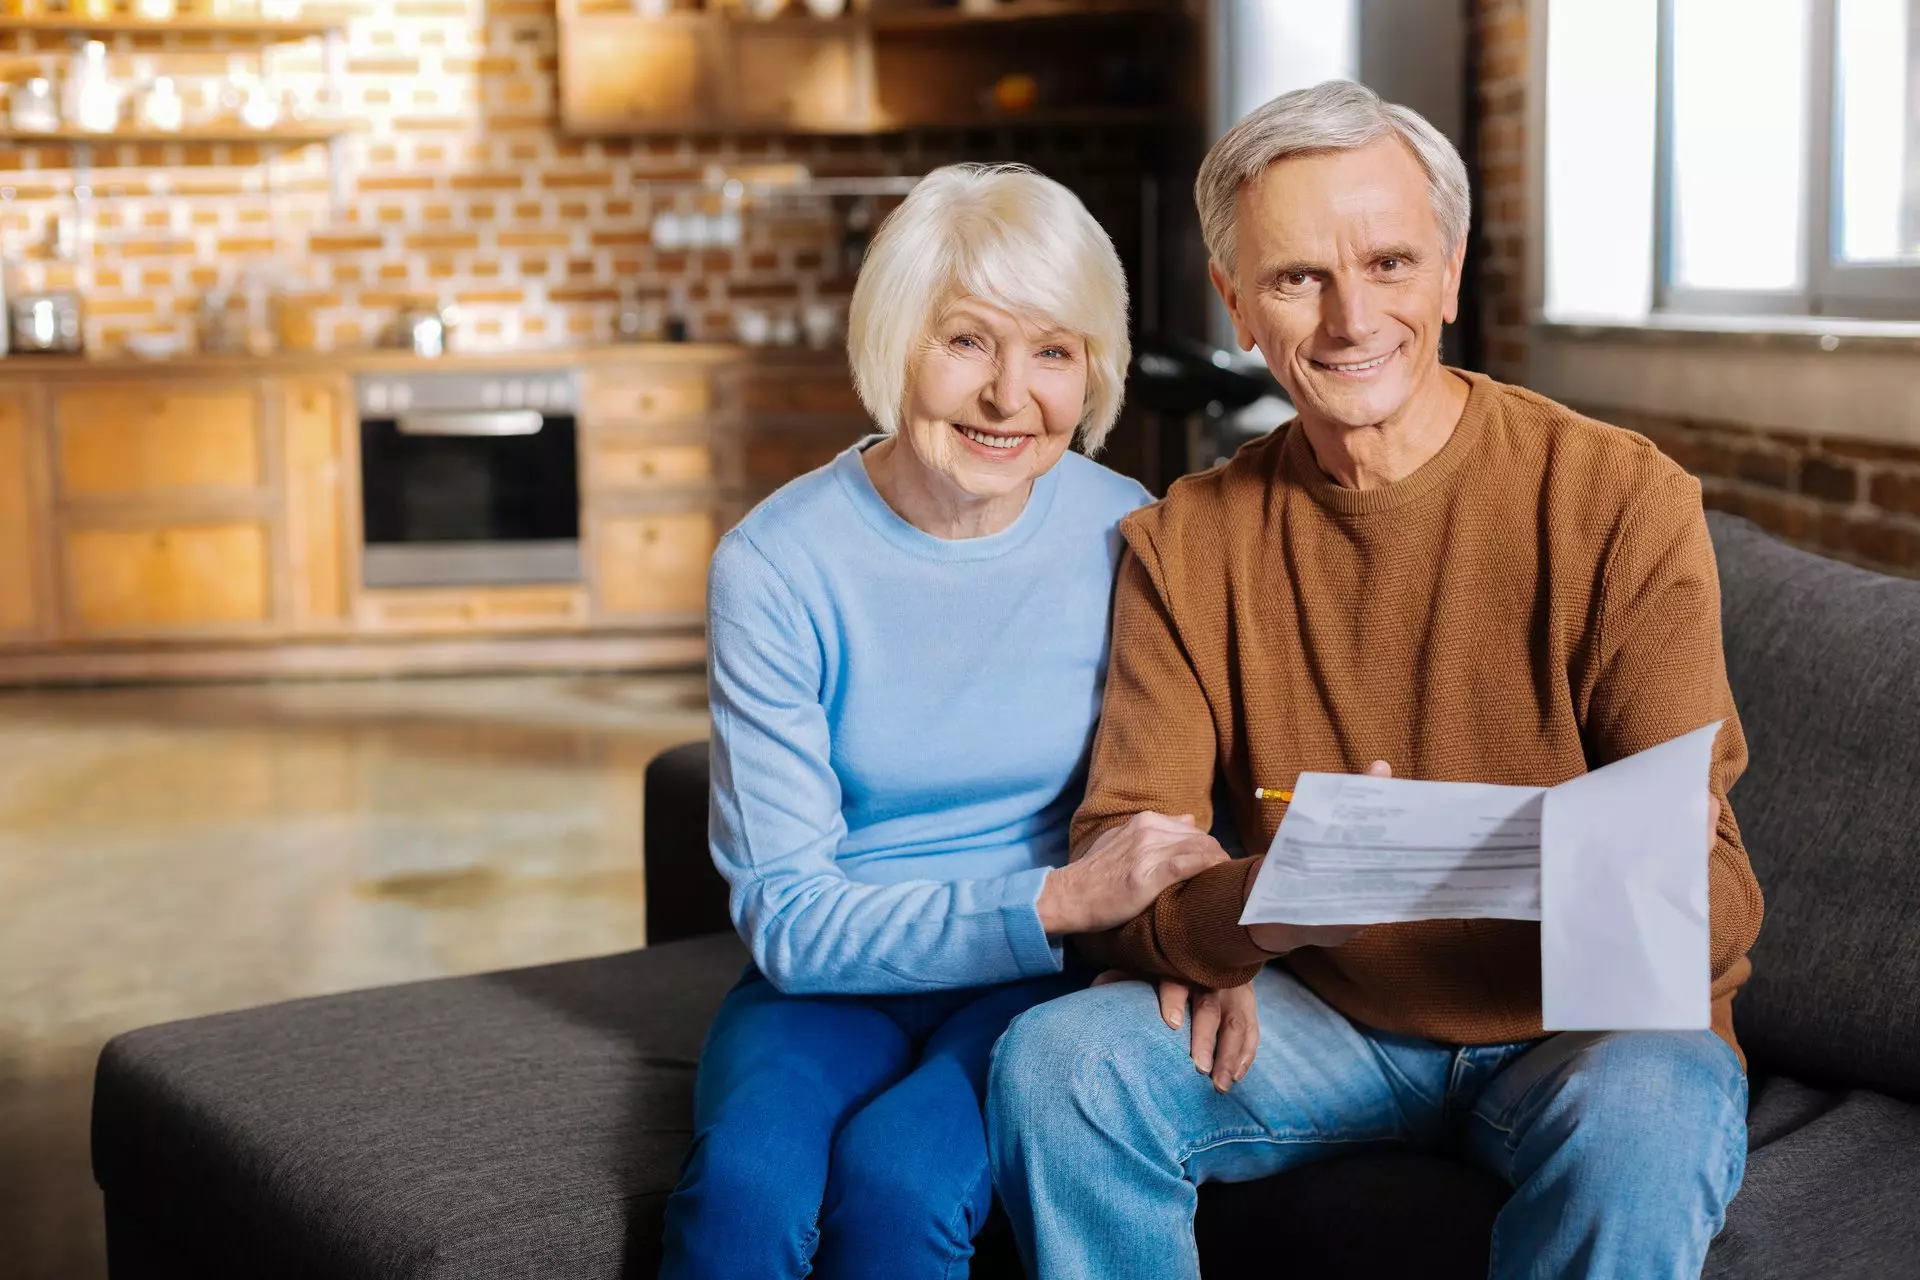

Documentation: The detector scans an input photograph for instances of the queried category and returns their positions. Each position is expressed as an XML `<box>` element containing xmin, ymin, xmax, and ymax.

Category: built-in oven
<box><xmin>357</xmin><ymin>371</ymin><xmax>582</xmax><ymax>589</ymax></box>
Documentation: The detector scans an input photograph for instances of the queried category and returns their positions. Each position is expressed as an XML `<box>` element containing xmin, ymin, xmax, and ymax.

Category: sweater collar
<box><xmin>831</xmin><ymin>435</ymin><xmax>1065</xmax><ymax>562</ymax></box>
<box><xmin>1281</xmin><ymin>367</ymin><xmax>1492</xmax><ymax>517</ymax></box>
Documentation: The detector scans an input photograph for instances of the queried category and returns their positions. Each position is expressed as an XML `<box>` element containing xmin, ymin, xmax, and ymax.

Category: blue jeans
<box><xmin>660</xmin><ymin>966</ymin><xmax>1083</xmax><ymax>1280</ymax></box>
<box><xmin>987</xmin><ymin>966</ymin><xmax>1749</xmax><ymax>1280</ymax></box>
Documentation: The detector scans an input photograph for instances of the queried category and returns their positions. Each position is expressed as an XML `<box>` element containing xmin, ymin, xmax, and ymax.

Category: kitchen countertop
<box><xmin>0</xmin><ymin>343</ymin><xmax>850</xmax><ymax>380</ymax></box>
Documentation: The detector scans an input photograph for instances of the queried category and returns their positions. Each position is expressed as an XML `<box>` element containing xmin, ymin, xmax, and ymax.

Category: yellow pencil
<box><xmin>1254</xmin><ymin>788</ymin><xmax>1292</xmax><ymax>802</ymax></box>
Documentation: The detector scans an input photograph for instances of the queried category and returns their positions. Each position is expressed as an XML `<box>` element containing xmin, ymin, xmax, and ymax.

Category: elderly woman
<box><xmin>657</xmin><ymin>164</ymin><xmax>1226</xmax><ymax>1278</ymax></box>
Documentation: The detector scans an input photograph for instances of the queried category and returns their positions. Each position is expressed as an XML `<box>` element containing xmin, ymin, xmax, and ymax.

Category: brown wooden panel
<box><xmin>56</xmin><ymin>383</ymin><xmax>261</xmax><ymax>498</ymax></box>
<box><xmin>284</xmin><ymin>380</ymin><xmax>348</xmax><ymax>625</ymax></box>
<box><xmin>560</xmin><ymin>13</ymin><xmax>717</xmax><ymax>131</ymax></box>
<box><xmin>736</xmin><ymin>370</ymin><xmax>862</xmax><ymax>414</ymax></box>
<box><xmin>593</xmin><ymin>510</ymin><xmax>716</xmax><ymax>618</ymax></box>
<box><xmin>743</xmin><ymin>418</ymin><xmax>870</xmax><ymax>496</ymax></box>
<box><xmin>582</xmin><ymin>371</ymin><xmax>712</xmax><ymax>426</ymax></box>
<box><xmin>587</xmin><ymin>440</ymin><xmax>714</xmax><ymax>491</ymax></box>
<box><xmin>65</xmin><ymin>521</ymin><xmax>270</xmax><ymax>632</ymax></box>
<box><xmin>359</xmin><ymin>585</ymin><xmax>588</xmax><ymax>634</ymax></box>
<box><xmin>0</xmin><ymin>396</ymin><xmax>40</xmax><ymax>635</ymax></box>
<box><xmin>730</xmin><ymin>25</ymin><xmax>864</xmax><ymax>130</ymax></box>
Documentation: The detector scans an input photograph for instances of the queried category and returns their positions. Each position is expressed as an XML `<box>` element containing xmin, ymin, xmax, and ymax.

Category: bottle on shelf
<box><xmin>65</xmin><ymin>40</ymin><xmax>119</xmax><ymax>134</ymax></box>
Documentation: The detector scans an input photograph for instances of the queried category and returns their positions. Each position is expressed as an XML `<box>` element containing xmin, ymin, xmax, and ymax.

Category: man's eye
<box><xmin>1287</xmin><ymin>272</ymin><xmax>1311</xmax><ymax>286</ymax></box>
<box><xmin>1380</xmin><ymin>258</ymin><xmax>1402</xmax><ymax>272</ymax></box>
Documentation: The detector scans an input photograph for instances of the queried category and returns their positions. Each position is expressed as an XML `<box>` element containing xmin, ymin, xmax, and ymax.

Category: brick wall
<box><xmin>0</xmin><ymin>1</ymin><xmax>1151</xmax><ymax>355</ymax></box>
<box><xmin>1468</xmin><ymin>0</ymin><xmax>1920</xmax><ymax>576</ymax></box>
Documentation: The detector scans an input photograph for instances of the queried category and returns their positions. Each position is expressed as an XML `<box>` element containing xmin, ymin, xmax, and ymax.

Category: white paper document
<box><xmin>1237</xmin><ymin>722</ymin><xmax>1722</xmax><ymax>1031</ymax></box>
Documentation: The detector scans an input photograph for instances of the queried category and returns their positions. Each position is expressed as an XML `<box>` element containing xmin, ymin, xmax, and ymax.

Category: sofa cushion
<box><xmin>1705</xmin><ymin>1074</ymin><xmax>1920</xmax><ymax>1279</ymax></box>
<box><xmin>93</xmin><ymin>934</ymin><xmax>749</xmax><ymax>1279</ymax></box>
<box><xmin>1707</xmin><ymin>514</ymin><xmax>1920</xmax><ymax>1099</ymax></box>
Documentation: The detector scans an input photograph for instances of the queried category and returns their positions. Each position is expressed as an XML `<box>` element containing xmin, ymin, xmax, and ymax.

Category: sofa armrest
<box><xmin>643</xmin><ymin>742</ymin><xmax>733</xmax><ymax>946</ymax></box>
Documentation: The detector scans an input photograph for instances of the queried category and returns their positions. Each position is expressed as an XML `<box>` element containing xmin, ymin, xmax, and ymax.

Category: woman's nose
<box><xmin>984</xmin><ymin>356</ymin><xmax>1032</xmax><ymax>417</ymax></box>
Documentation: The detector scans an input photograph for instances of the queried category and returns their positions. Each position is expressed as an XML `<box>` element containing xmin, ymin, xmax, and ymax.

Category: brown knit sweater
<box><xmin>1074</xmin><ymin>371</ymin><xmax>1764</xmax><ymax>1061</ymax></box>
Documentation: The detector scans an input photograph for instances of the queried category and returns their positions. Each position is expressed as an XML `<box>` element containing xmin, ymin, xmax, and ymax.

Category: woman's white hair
<box><xmin>847</xmin><ymin>163</ymin><xmax>1130</xmax><ymax>454</ymax></box>
<box><xmin>1197</xmin><ymin>79</ymin><xmax>1471</xmax><ymax>275</ymax></box>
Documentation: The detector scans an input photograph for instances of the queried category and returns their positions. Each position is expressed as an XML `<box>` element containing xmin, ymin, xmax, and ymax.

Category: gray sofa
<box><xmin>91</xmin><ymin>513</ymin><xmax>1920</xmax><ymax>1278</ymax></box>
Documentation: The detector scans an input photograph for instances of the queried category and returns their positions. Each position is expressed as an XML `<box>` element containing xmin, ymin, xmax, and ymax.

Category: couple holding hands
<box><xmin>659</xmin><ymin>79</ymin><xmax>1763</xmax><ymax>1280</ymax></box>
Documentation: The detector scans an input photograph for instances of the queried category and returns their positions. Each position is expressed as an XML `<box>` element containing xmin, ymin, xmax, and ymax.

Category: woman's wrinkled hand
<box><xmin>1037</xmin><ymin>811</ymin><xmax>1230</xmax><ymax>936</ymax></box>
<box><xmin>1093</xmin><ymin>969</ymin><xmax>1260</xmax><ymax>1091</ymax></box>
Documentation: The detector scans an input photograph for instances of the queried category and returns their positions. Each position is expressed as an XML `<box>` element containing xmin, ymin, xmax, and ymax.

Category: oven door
<box><xmin>359</xmin><ymin>409</ymin><xmax>581</xmax><ymax>588</ymax></box>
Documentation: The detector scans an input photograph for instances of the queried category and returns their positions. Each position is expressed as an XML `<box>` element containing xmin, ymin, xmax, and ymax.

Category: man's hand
<box><xmin>1093</xmin><ymin>970</ymin><xmax>1259</xmax><ymax>1092</ymax></box>
<box><xmin>1038</xmin><ymin>811</ymin><xmax>1230</xmax><ymax>936</ymax></box>
<box><xmin>1244</xmin><ymin>759</ymin><xmax>1390</xmax><ymax>955</ymax></box>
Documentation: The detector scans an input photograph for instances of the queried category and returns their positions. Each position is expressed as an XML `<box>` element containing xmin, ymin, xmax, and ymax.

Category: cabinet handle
<box><xmin>642</xmin><ymin>526</ymin><xmax>660</xmax><ymax>545</ymax></box>
<box><xmin>638</xmin><ymin>393</ymin><xmax>657</xmax><ymax>413</ymax></box>
<box><xmin>640</xmin><ymin>458</ymin><xmax>657</xmax><ymax>476</ymax></box>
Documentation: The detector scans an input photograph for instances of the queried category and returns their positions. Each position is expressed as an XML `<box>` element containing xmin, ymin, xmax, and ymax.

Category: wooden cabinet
<box><xmin>63</xmin><ymin>521</ymin><xmax>272</xmax><ymax>634</ymax></box>
<box><xmin>559</xmin><ymin>13</ymin><xmax>718</xmax><ymax>133</ymax></box>
<box><xmin>0</xmin><ymin>394</ymin><xmax>45</xmax><ymax>638</ymax></box>
<box><xmin>54</xmin><ymin>383</ymin><xmax>261</xmax><ymax>498</ymax></box>
<box><xmin>282</xmin><ymin>379</ymin><xmax>350</xmax><ymax>626</ymax></box>
<box><xmin>359</xmin><ymin>585</ymin><xmax>588</xmax><ymax>634</ymax></box>
<box><xmin>592</xmin><ymin>510</ymin><xmax>716</xmax><ymax>620</ymax></box>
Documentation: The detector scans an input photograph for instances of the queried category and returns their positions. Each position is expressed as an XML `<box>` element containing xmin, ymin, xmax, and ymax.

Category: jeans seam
<box><xmin>935</xmin><ymin>1157</ymin><xmax>985</xmax><ymax>1280</ymax></box>
<box><xmin>1181</xmin><ymin>1130</ymin><xmax>1403</xmax><ymax>1165</ymax></box>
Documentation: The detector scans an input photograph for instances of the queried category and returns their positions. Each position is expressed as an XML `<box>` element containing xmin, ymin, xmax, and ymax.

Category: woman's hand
<box><xmin>1037</xmin><ymin>811</ymin><xmax>1230</xmax><ymax>936</ymax></box>
<box><xmin>1094</xmin><ymin>970</ymin><xmax>1260</xmax><ymax>1091</ymax></box>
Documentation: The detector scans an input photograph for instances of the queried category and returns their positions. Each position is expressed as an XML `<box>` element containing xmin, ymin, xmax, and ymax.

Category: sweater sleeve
<box><xmin>1069</xmin><ymin>542</ymin><xmax>1273</xmax><ymax>987</ymax></box>
<box><xmin>1582</xmin><ymin>472</ymin><xmax>1765</xmax><ymax>1001</ymax></box>
<box><xmin>706</xmin><ymin>535</ymin><xmax>1062</xmax><ymax>997</ymax></box>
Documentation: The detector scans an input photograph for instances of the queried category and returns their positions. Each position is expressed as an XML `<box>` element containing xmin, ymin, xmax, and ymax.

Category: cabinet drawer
<box><xmin>587</xmin><ymin>440</ymin><xmax>714</xmax><ymax>491</ymax></box>
<box><xmin>64</xmin><ymin>522</ymin><xmax>270</xmax><ymax>633</ymax></box>
<box><xmin>56</xmin><ymin>384</ymin><xmax>261</xmax><ymax>498</ymax></box>
<box><xmin>360</xmin><ymin>585</ymin><xmax>588</xmax><ymax>634</ymax></box>
<box><xmin>593</xmin><ymin>511</ymin><xmax>716</xmax><ymax>618</ymax></box>
<box><xmin>582</xmin><ymin>373</ymin><xmax>711</xmax><ymax>427</ymax></box>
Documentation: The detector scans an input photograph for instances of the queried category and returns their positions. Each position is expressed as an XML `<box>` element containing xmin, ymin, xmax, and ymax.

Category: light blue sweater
<box><xmin>706</xmin><ymin>441</ymin><xmax>1151</xmax><ymax>995</ymax></box>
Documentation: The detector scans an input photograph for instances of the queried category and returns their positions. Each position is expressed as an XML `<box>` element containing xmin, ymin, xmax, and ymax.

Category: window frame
<box><xmin>1654</xmin><ymin>0</ymin><xmax>1920</xmax><ymax>320</ymax></box>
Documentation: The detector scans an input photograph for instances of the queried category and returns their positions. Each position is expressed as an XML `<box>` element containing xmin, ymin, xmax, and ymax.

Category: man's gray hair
<box><xmin>1196</xmin><ymin>79</ymin><xmax>1471</xmax><ymax>275</ymax></box>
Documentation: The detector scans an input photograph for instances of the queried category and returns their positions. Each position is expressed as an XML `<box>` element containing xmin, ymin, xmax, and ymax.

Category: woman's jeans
<box><xmin>988</xmin><ymin>966</ymin><xmax>1750</xmax><ymax>1280</ymax></box>
<box><xmin>659</xmin><ymin>966</ymin><xmax>1082</xmax><ymax>1280</ymax></box>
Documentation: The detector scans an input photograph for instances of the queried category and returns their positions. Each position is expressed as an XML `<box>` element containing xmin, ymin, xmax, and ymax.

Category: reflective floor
<box><xmin>0</xmin><ymin>672</ymin><xmax>710</xmax><ymax>1280</ymax></box>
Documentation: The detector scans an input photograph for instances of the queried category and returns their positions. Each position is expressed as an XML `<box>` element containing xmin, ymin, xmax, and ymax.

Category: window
<box><xmin>1659</xmin><ymin>0</ymin><xmax>1920</xmax><ymax>317</ymax></box>
<box><xmin>1544</xmin><ymin>0</ymin><xmax>1920</xmax><ymax>322</ymax></box>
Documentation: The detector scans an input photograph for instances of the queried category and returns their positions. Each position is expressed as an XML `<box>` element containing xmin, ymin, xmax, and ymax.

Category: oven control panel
<box><xmin>356</xmin><ymin>371</ymin><xmax>579</xmax><ymax>418</ymax></box>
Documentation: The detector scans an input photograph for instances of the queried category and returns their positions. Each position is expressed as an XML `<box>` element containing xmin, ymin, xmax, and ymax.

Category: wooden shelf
<box><xmin>0</xmin><ymin>122</ymin><xmax>347</xmax><ymax>144</ymax></box>
<box><xmin>0</xmin><ymin>14</ymin><xmax>342</xmax><ymax>37</ymax></box>
<box><xmin>871</xmin><ymin>0</ymin><xmax>1178</xmax><ymax>30</ymax></box>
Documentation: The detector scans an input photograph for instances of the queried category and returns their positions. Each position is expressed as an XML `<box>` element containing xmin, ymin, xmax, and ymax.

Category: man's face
<box><xmin>1210</xmin><ymin>138</ymin><xmax>1465</xmax><ymax>431</ymax></box>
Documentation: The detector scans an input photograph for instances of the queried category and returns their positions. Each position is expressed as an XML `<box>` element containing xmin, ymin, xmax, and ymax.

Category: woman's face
<box><xmin>897</xmin><ymin>296</ymin><xmax>1089</xmax><ymax>503</ymax></box>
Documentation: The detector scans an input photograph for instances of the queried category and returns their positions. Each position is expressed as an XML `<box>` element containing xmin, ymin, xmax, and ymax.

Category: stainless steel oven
<box><xmin>357</xmin><ymin>371</ymin><xmax>581</xmax><ymax>589</ymax></box>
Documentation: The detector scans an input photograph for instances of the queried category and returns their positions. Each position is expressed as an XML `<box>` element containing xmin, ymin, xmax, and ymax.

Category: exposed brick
<box><xmin>1821</xmin><ymin>437</ymin><xmax>1920</xmax><ymax>464</ymax></box>
<box><xmin>1732</xmin><ymin>446</ymin><xmax>1795</xmax><ymax>491</ymax></box>
<box><xmin>454</xmin><ymin>288</ymin><xmax>525</xmax><ymax>305</ymax></box>
<box><xmin>1799</xmin><ymin>457</ymin><xmax>1861</xmax><ymax>503</ymax></box>
<box><xmin>311</xmin><ymin>233</ymin><xmax>387</xmax><ymax>253</ymax></box>
<box><xmin>1870</xmin><ymin>471</ymin><xmax>1920</xmax><ymax>520</ymax></box>
<box><xmin>450</xmin><ymin>172</ymin><xmax>525</xmax><ymax>191</ymax></box>
<box><xmin>405</xmin><ymin>231</ymin><xmax>480</xmax><ymax>251</ymax></box>
<box><xmin>550</xmin><ymin>286</ymin><xmax>620</xmax><ymax>303</ymax></box>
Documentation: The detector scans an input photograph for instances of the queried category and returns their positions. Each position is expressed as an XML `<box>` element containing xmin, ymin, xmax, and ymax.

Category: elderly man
<box><xmin>985</xmin><ymin>80</ymin><xmax>1763</xmax><ymax>1280</ymax></box>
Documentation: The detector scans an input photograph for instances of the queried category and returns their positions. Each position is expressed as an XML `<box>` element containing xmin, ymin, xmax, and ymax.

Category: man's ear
<box><xmin>1208</xmin><ymin>260</ymin><xmax>1257</xmax><ymax>352</ymax></box>
<box><xmin>1440</xmin><ymin>235</ymin><xmax>1468</xmax><ymax>326</ymax></box>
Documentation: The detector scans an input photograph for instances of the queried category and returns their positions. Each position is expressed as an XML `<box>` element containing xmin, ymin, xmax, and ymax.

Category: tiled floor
<box><xmin>0</xmin><ymin>672</ymin><xmax>710</xmax><ymax>1280</ymax></box>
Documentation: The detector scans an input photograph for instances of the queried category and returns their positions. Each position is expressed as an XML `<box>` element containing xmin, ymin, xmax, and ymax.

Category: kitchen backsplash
<box><xmin>0</xmin><ymin>0</ymin><xmax>1152</xmax><ymax>354</ymax></box>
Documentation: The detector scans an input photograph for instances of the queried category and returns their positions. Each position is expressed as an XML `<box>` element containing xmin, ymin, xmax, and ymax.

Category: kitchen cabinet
<box><xmin>282</xmin><ymin>379</ymin><xmax>351</xmax><ymax>627</ymax></box>
<box><xmin>559</xmin><ymin>13</ymin><xmax>720</xmax><ymax>133</ymax></box>
<box><xmin>0</xmin><ymin>348</ymin><xmax>843</xmax><ymax>684</ymax></box>
<box><xmin>0</xmin><ymin>394</ymin><xmax>46</xmax><ymax>638</ymax></box>
<box><xmin>63</xmin><ymin>521</ymin><xmax>273</xmax><ymax>635</ymax></box>
<box><xmin>592</xmin><ymin>510</ymin><xmax>716</xmax><ymax>621</ymax></box>
<box><xmin>359</xmin><ymin>585</ymin><xmax>589</xmax><ymax>634</ymax></box>
<box><xmin>54</xmin><ymin>384</ymin><xmax>263</xmax><ymax>499</ymax></box>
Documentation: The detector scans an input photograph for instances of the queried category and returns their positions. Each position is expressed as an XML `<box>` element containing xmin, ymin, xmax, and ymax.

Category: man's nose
<box><xmin>1321</xmin><ymin>279</ymin><xmax>1382</xmax><ymax>347</ymax></box>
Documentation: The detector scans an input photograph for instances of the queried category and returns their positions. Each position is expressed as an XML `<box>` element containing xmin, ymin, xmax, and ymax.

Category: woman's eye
<box><xmin>951</xmin><ymin>334</ymin><xmax>981</xmax><ymax>349</ymax></box>
<box><xmin>1040</xmin><ymin>346</ymin><xmax>1070</xmax><ymax>360</ymax></box>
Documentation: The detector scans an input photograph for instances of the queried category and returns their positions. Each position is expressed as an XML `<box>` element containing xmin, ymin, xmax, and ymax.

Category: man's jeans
<box><xmin>987</xmin><ymin>966</ymin><xmax>1749</xmax><ymax>1280</ymax></box>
